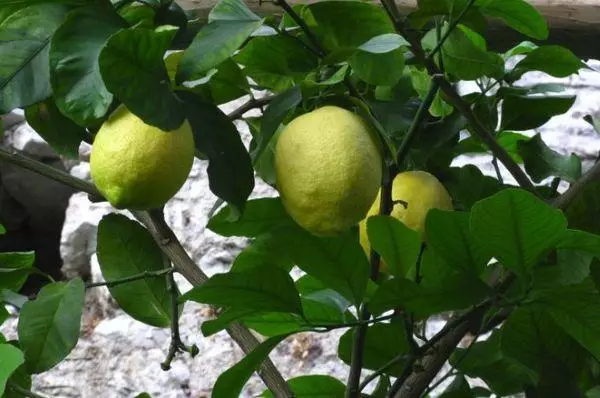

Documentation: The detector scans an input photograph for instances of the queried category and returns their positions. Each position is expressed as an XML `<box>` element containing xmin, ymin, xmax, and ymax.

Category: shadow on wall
<box><xmin>0</xmin><ymin>113</ymin><xmax>76</xmax><ymax>296</ymax></box>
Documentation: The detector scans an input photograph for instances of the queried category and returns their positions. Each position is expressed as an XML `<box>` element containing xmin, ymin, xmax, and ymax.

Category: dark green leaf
<box><xmin>501</xmin><ymin>95</ymin><xmax>575</xmax><ymax>131</ymax></box>
<box><xmin>277</xmin><ymin>227</ymin><xmax>370</xmax><ymax>305</ymax></box>
<box><xmin>201</xmin><ymin>307</ymin><xmax>257</xmax><ymax>337</ymax></box>
<box><xmin>517</xmin><ymin>134</ymin><xmax>581</xmax><ymax>183</ymax></box>
<box><xmin>477</xmin><ymin>0</ymin><xmax>548</xmax><ymax>40</ymax></box>
<box><xmin>470</xmin><ymin>188</ymin><xmax>567</xmax><ymax>278</ymax></box>
<box><xmin>0</xmin><ymin>344</ymin><xmax>24</xmax><ymax>395</ymax></box>
<box><xmin>409</xmin><ymin>67</ymin><xmax>453</xmax><ymax>118</ymax></box>
<box><xmin>511</xmin><ymin>45</ymin><xmax>586</xmax><ymax>80</ymax></box>
<box><xmin>0</xmin><ymin>251</ymin><xmax>35</xmax><ymax>291</ymax></box>
<box><xmin>371</xmin><ymin>375</ymin><xmax>391</xmax><ymax>398</ymax></box>
<box><xmin>235</xmin><ymin>34</ymin><xmax>318</xmax><ymax>93</ymax></box>
<box><xmin>18</xmin><ymin>278</ymin><xmax>84</xmax><ymax>373</ymax></box>
<box><xmin>179</xmin><ymin>265</ymin><xmax>303</xmax><ymax>316</ymax></box>
<box><xmin>0</xmin><ymin>290</ymin><xmax>28</xmax><ymax>309</ymax></box>
<box><xmin>207</xmin><ymin>198</ymin><xmax>294</xmax><ymax>237</ymax></box>
<box><xmin>50</xmin><ymin>7</ymin><xmax>126</xmax><ymax>126</ymax></box>
<box><xmin>452</xmin><ymin>331</ymin><xmax>537</xmax><ymax>396</ymax></box>
<box><xmin>254</xmin><ymin>86</ymin><xmax>301</xmax><ymax>163</ymax></box>
<box><xmin>178</xmin><ymin>91</ymin><xmax>254</xmax><ymax>217</ymax></box>
<box><xmin>232</xmin><ymin>233</ymin><xmax>294</xmax><ymax>272</ymax></box>
<box><xmin>338</xmin><ymin>322</ymin><xmax>409</xmax><ymax>376</ymax></box>
<box><xmin>444</xmin><ymin>165</ymin><xmax>503</xmax><ymax>211</ymax></box>
<box><xmin>0</xmin><ymin>4</ymin><xmax>69</xmax><ymax>113</ymax></box>
<box><xmin>0</xmin><ymin>306</ymin><xmax>8</xmax><ymax>325</ymax></box>
<box><xmin>119</xmin><ymin>3</ymin><xmax>155</xmax><ymax>27</ymax></box>
<box><xmin>437</xmin><ymin>24</ymin><xmax>504</xmax><ymax>80</ymax></box>
<box><xmin>557</xmin><ymin>229</ymin><xmax>600</xmax><ymax>258</ymax></box>
<box><xmin>439</xmin><ymin>375</ymin><xmax>472</xmax><ymax>398</ymax></box>
<box><xmin>2</xmin><ymin>363</ymin><xmax>31</xmax><ymax>398</ymax></box>
<box><xmin>369</xmin><ymin>274</ymin><xmax>489</xmax><ymax>318</ymax></box>
<box><xmin>212</xmin><ymin>334</ymin><xmax>288</xmax><ymax>398</ymax></box>
<box><xmin>564</xmin><ymin>181</ymin><xmax>600</xmax><ymax>235</ymax></box>
<box><xmin>176</xmin><ymin>0</ymin><xmax>263</xmax><ymax>83</ymax></box>
<box><xmin>308</xmin><ymin>1</ymin><xmax>405</xmax><ymax>85</ymax></box>
<box><xmin>532</xmin><ymin>280</ymin><xmax>600</xmax><ymax>361</ymax></box>
<box><xmin>456</xmin><ymin>131</ymin><xmax>529</xmax><ymax>163</ymax></box>
<box><xmin>366</xmin><ymin>215</ymin><xmax>421</xmax><ymax>277</ymax></box>
<box><xmin>97</xmin><ymin>214</ymin><xmax>173</xmax><ymax>327</ymax></box>
<box><xmin>501</xmin><ymin>306</ymin><xmax>587</xmax><ymax>378</ymax></box>
<box><xmin>134</xmin><ymin>394</ymin><xmax>152</xmax><ymax>398</ymax></box>
<box><xmin>0</xmin><ymin>224</ymin><xmax>5</xmax><ymax>235</ymax></box>
<box><xmin>184</xmin><ymin>58</ymin><xmax>250</xmax><ymax>105</ymax></box>
<box><xmin>262</xmin><ymin>375</ymin><xmax>345</xmax><ymax>398</ymax></box>
<box><xmin>426</xmin><ymin>210</ymin><xmax>489</xmax><ymax>275</ymax></box>
<box><xmin>25</xmin><ymin>99</ymin><xmax>87</xmax><ymax>159</ymax></box>
<box><xmin>533</xmin><ymin>248</ymin><xmax>593</xmax><ymax>287</ymax></box>
<box><xmin>99</xmin><ymin>25</ymin><xmax>185</xmax><ymax>131</ymax></box>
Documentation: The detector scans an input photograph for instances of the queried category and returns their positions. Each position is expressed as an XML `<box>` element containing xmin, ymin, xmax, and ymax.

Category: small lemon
<box><xmin>90</xmin><ymin>106</ymin><xmax>195</xmax><ymax>209</ymax></box>
<box><xmin>359</xmin><ymin>171</ymin><xmax>453</xmax><ymax>265</ymax></box>
<box><xmin>275</xmin><ymin>106</ymin><xmax>382</xmax><ymax>236</ymax></box>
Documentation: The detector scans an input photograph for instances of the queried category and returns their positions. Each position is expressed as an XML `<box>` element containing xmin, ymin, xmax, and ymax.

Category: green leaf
<box><xmin>49</xmin><ymin>6</ymin><xmax>126</xmax><ymax>126</ymax></box>
<box><xmin>439</xmin><ymin>375</ymin><xmax>472</xmax><ymax>398</ymax></box>
<box><xmin>338</xmin><ymin>322</ymin><xmax>409</xmax><ymax>376</ymax></box>
<box><xmin>200</xmin><ymin>307</ymin><xmax>257</xmax><ymax>337</ymax></box>
<box><xmin>0</xmin><ymin>290</ymin><xmax>28</xmax><ymax>309</ymax></box>
<box><xmin>444</xmin><ymin>165</ymin><xmax>503</xmax><ymax>211</ymax></box>
<box><xmin>0</xmin><ymin>306</ymin><xmax>8</xmax><ymax>325</ymax></box>
<box><xmin>99</xmin><ymin>25</ymin><xmax>185</xmax><ymax>131</ymax></box>
<box><xmin>178</xmin><ymin>91</ymin><xmax>254</xmax><ymax>217</ymax></box>
<box><xmin>456</xmin><ymin>131</ymin><xmax>529</xmax><ymax>163</ymax></box>
<box><xmin>470</xmin><ymin>188</ymin><xmax>567</xmax><ymax>278</ymax></box>
<box><xmin>437</xmin><ymin>24</ymin><xmax>504</xmax><ymax>80</ymax></box>
<box><xmin>500</xmin><ymin>306</ymin><xmax>587</xmax><ymax>378</ymax></box>
<box><xmin>477</xmin><ymin>0</ymin><xmax>548</xmax><ymax>40</ymax></box>
<box><xmin>510</xmin><ymin>45</ymin><xmax>587</xmax><ymax>80</ymax></box>
<box><xmin>0</xmin><ymin>224</ymin><xmax>5</xmax><ymax>235</ymax></box>
<box><xmin>134</xmin><ymin>394</ymin><xmax>152</xmax><ymax>398</ymax></box>
<box><xmin>212</xmin><ymin>334</ymin><xmax>288</xmax><ymax>398</ymax></box>
<box><xmin>369</xmin><ymin>274</ymin><xmax>489</xmax><ymax>318</ymax></box>
<box><xmin>232</xmin><ymin>233</ymin><xmax>294</xmax><ymax>272</ymax></box>
<box><xmin>452</xmin><ymin>331</ymin><xmax>536</xmax><ymax>396</ymax></box>
<box><xmin>500</xmin><ymin>95</ymin><xmax>576</xmax><ymax>131</ymax></box>
<box><xmin>371</xmin><ymin>375</ymin><xmax>391</xmax><ymax>398</ymax></box>
<box><xmin>254</xmin><ymin>86</ymin><xmax>302</xmax><ymax>163</ymax></box>
<box><xmin>2</xmin><ymin>363</ymin><xmax>31</xmax><ymax>398</ymax></box>
<box><xmin>0</xmin><ymin>3</ymin><xmax>69</xmax><ymax>113</ymax></box>
<box><xmin>262</xmin><ymin>375</ymin><xmax>345</xmax><ymax>397</ymax></box>
<box><xmin>24</xmin><ymin>99</ymin><xmax>87</xmax><ymax>159</ymax></box>
<box><xmin>564</xmin><ymin>181</ymin><xmax>600</xmax><ymax>235</ymax></box>
<box><xmin>180</xmin><ymin>58</ymin><xmax>250</xmax><ymax>105</ymax></box>
<box><xmin>533</xmin><ymin>280</ymin><xmax>600</xmax><ymax>361</ymax></box>
<box><xmin>517</xmin><ymin>134</ymin><xmax>581</xmax><ymax>183</ymax></box>
<box><xmin>179</xmin><ymin>265</ymin><xmax>303</xmax><ymax>316</ymax></box>
<box><xmin>277</xmin><ymin>227</ymin><xmax>370</xmax><ymax>305</ymax></box>
<box><xmin>235</xmin><ymin>34</ymin><xmax>318</xmax><ymax>93</ymax></box>
<box><xmin>358</xmin><ymin>33</ymin><xmax>409</xmax><ymax>54</ymax></box>
<box><xmin>0</xmin><ymin>344</ymin><xmax>24</xmax><ymax>395</ymax></box>
<box><xmin>557</xmin><ymin>229</ymin><xmax>600</xmax><ymax>258</ymax></box>
<box><xmin>503</xmin><ymin>40</ymin><xmax>538</xmax><ymax>59</ymax></box>
<box><xmin>0</xmin><ymin>251</ymin><xmax>35</xmax><ymax>291</ymax></box>
<box><xmin>97</xmin><ymin>214</ymin><xmax>173</xmax><ymax>328</ymax></box>
<box><xmin>409</xmin><ymin>67</ymin><xmax>453</xmax><ymax>117</ymax></box>
<box><xmin>426</xmin><ymin>210</ymin><xmax>489</xmax><ymax>275</ymax></box>
<box><xmin>176</xmin><ymin>0</ymin><xmax>263</xmax><ymax>83</ymax></box>
<box><xmin>207</xmin><ymin>197</ymin><xmax>295</xmax><ymax>237</ymax></box>
<box><xmin>533</xmin><ymin>248</ymin><xmax>594</xmax><ymax>287</ymax></box>
<box><xmin>308</xmin><ymin>1</ymin><xmax>405</xmax><ymax>86</ymax></box>
<box><xmin>18</xmin><ymin>278</ymin><xmax>84</xmax><ymax>373</ymax></box>
<box><xmin>366</xmin><ymin>215</ymin><xmax>421</xmax><ymax>277</ymax></box>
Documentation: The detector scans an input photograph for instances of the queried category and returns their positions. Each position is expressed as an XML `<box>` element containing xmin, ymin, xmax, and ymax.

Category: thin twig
<box><xmin>6</xmin><ymin>382</ymin><xmax>49</xmax><ymax>398</ymax></box>
<box><xmin>427</xmin><ymin>0</ymin><xmax>477</xmax><ymax>60</ymax></box>
<box><xmin>491</xmin><ymin>156</ymin><xmax>504</xmax><ymax>183</ymax></box>
<box><xmin>274</xmin><ymin>0</ymin><xmax>325</xmax><ymax>57</ymax></box>
<box><xmin>553</xmin><ymin>160</ymin><xmax>600</xmax><ymax>209</ymax></box>
<box><xmin>86</xmin><ymin>268</ymin><xmax>174</xmax><ymax>289</ymax></box>
<box><xmin>227</xmin><ymin>95</ymin><xmax>276</xmax><ymax>120</ymax></box>
<box><xmin>358</xmin><ymin>353</ymin><xmax>409</xmax><ymax>392</ymax></box>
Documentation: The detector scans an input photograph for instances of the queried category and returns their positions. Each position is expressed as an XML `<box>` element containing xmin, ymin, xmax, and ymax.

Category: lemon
<box><xmin>359</xmin><ymin>171</ymin><xmax>453</xmax><ymax>264</ymax></box>
<box><xmin>90</xmin><ymin>106</ymin><xmax>195</xmax><ymax>210</ymax></box>
<box><xmin>275</xmin><ymin>106</ymin><xmax>382</xmax><ymax>236</ymax></box>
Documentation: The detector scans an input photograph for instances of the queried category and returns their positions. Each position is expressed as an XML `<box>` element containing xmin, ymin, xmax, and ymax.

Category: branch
<box><xmin>86</xmin><ymin>268</ymin><xmax>174</xmax><ymax>289</ymax></box>
<box><xmin>0</xmin><ymin>147</ymin><xmax>293</xmax><ymax>397</ymax></box>
<box><xmin>227</xmin><ymin>95</ymin><xmax>276</xmax><ymax>120</ymax></box>
<box><xmin>553</xmin><ymin>160</ymin><xmax>600</xmax><ymax>210</ymax></box>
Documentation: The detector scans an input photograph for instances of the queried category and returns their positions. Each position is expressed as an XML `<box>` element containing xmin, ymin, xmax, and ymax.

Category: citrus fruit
<box><xmin>90</xmin><ymin>106</ymin><xmax>195</xmax><ymax>210</ymax></box>
<box><xmin>359</xmin><ymin>171</ymin><xmax>453</xmax><ymax>267</ymax></box>
<box><xmin>274</xmin><ymin>106</ymin><xmax>382</xmax><ymax>236</ymax></box>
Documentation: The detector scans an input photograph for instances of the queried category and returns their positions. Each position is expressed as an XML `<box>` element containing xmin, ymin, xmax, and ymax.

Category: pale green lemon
<box><xmin>275</xmin><ymin>106</ymin><xmax>382</xmax><ymax>236</ymax></box>
<box><xmin>90</xmin><ymin>106</ymin><xmax>195</xmax><ymax>209</ymax></box>
<box><xmin>359</xmin><ymin>171</ymin><xmax>453</xmax><ymax>269</ymax></box>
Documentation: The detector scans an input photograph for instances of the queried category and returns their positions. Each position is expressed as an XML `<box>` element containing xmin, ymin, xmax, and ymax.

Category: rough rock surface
<box><xmin>3</xmin><ymin>64</ymin><xmax>600</xmax><ymax>397</ymax></box>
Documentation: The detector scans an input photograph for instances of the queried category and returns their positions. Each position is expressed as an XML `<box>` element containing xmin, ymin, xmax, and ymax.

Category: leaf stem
<box><xmin>426</xmin><ymin>0</ymin><xmax>477</xmax><ymax>60</ymax></box>
<box><xmin>85</xmin><ymin>268</ymin><xmax>174</xmax><ymax>289</ymax></box>
<box><xmin>358</xmin><ymin>353</ymin><xmax>409</xmax><ymax>392</ymax></box>
<box><xmin>6</xmin><ymin>382</ymin><xmax>49</xmax><ymax>398</ymax></box>
<box><xmin>273</xmin><ymin>0</ymin><xmax>326</xmax><ymax>57</ymax></box>
<box><xmin>227</xmin><ymin>95</ymin><xmax>276</xmax><ymax>120</ymax></box>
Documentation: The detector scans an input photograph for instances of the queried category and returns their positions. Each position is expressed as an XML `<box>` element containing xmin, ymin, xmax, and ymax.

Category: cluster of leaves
<box><xmin>2</xmin><ymin>0</ymin><xmax>600</xmax><ymax>397</ymax></box>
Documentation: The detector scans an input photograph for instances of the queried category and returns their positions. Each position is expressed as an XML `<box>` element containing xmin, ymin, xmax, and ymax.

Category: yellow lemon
<box><xmin>90</xmin><ymin>106</ymin><xmax>195</xmax><ymax>210</ymax></box>
<box><xmin>359</xmin><ymin>171</ymin><xmax>453</xmax><ymax>264</ymax></box>
<box><xmin>274</xmin><ymin>106</ymin><xmax>382</xmax><ymax>236</ymax></box>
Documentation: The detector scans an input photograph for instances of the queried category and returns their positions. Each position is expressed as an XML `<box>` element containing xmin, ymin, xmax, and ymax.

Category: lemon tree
<box><xmin>1</xmin><ymin>0</ymin><xmax>600</xmax><ymax>397</ymax></box>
